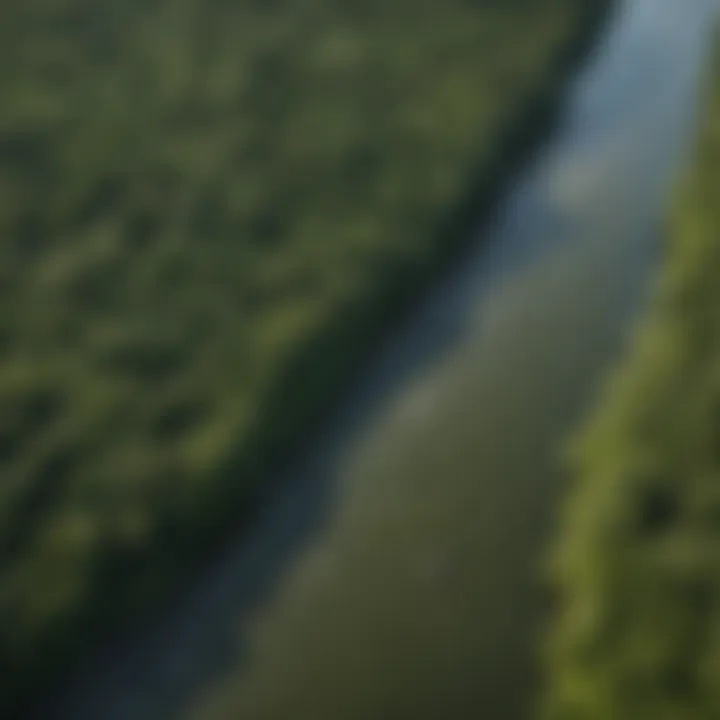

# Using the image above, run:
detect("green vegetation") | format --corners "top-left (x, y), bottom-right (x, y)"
top-left (543, 47), bottom-right (720, 720)
top-left (0, 0), bottom-right (610, 712)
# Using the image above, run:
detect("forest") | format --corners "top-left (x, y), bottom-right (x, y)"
top-left (544, 43), bottom-right (720, 720)
top-left (0, 0), bottom-right (612, 713)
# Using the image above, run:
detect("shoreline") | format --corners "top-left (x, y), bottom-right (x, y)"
top-left (5, 3), bottom-right (616, 716)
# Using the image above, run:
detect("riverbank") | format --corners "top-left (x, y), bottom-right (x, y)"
top-left (33, 1), bottom-right (720, 718)
top-left (0, 1), bottom-right (612, 714)
top-left (543, 40), bottom-right (720, 720)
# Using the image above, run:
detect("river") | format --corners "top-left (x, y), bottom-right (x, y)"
top-left (50, 1), bottom-right (718, 718)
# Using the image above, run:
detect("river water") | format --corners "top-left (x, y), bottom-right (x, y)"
top-left (52, 1), bottom-right (718, 718)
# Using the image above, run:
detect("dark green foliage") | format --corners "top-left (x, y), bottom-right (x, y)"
top-left (543, 48), bottom-right (720, 720)
top-left (0, 0), bottom-right (609, 712)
